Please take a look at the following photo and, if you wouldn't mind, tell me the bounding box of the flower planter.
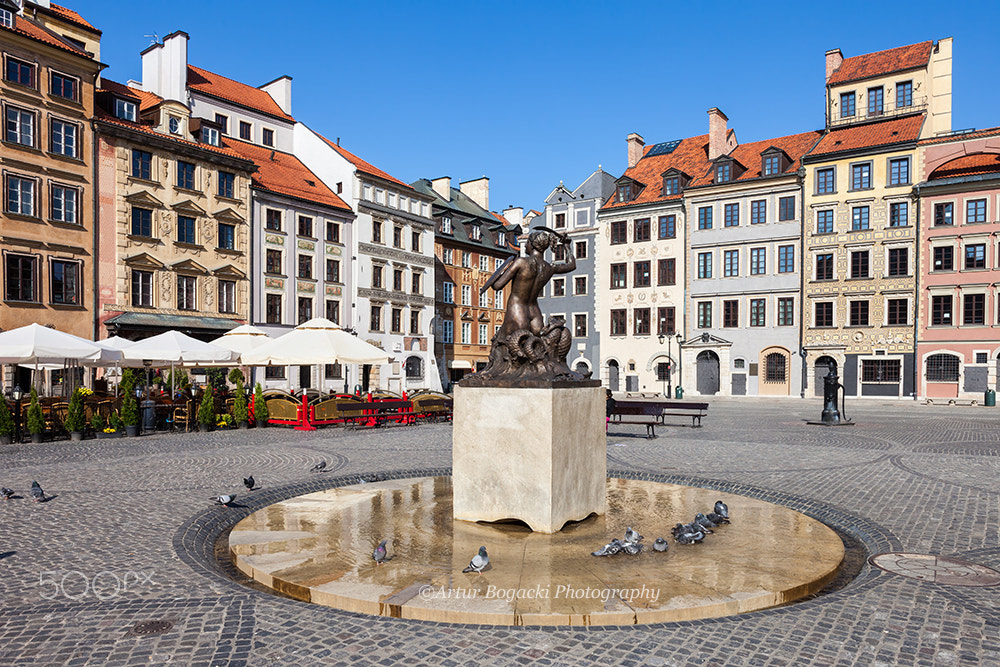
[238,421,249,430]
[70,431,84,442]
[30,433,42,444]
[125,425,139,438]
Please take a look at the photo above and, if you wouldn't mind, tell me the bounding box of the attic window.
[617,183,632,203]
[763,154,781,176]
[662,175,681,195]
[470,225,481,241]
[716,163,732,183]
[441,217,452,234]
[201,126,220,146]
[115,98,137,122]
[0,9,11,29]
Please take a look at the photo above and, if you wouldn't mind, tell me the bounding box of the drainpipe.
[912,185,921,400]
[91,118,100,342]
[798,167,807,397]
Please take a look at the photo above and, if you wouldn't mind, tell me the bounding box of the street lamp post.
[12,385,23,443]
[675,333,685,398]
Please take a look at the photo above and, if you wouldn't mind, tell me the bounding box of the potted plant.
[108,412,124,438]
[26,386,45,444]
[232,378,249,429]
[91,411,106,438]
[197,387,215,432]
[0,396,14,445]
[216,413,233,429]
[253,382,268,426]
[64,388,87,441]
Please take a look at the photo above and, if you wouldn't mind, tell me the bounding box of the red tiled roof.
[223,138,351,211]
[187,65,294,122]
[688,130,823,188]
[828,41,933,85]
[3,12,88,56]
[920,126,1000,146]
[929,153,1000,180]
[47,3,100,33]
[99,79,163,113]
[319,135,415,191]
[601,134,713,210]
[807,115,924,158]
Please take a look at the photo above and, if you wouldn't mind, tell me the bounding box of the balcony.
[829,96,927,128]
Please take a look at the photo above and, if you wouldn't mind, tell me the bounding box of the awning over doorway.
[105,312,240,340]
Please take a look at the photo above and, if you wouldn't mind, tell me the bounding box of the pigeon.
[243,476,255,491]
[652,537,669,552]
[706,511,730,525]
[592,539,624,557]
[675,527,706,545]
[1,487,13,500]
[462,546,489,573]
[30,481,45,502]
[373,539,390,564]
[310,460,327,473]
[210,494,236,506]
[623,526,644,544]
[714,500,729,520]
[671,522,688,537]
[695,513,717,530]
[621,540,643,555]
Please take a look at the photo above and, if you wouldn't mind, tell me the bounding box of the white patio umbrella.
[94,337,135,397]
[0,324,122,395]
[211,325,271,391]
[119,330,239,398]
[242,318,391,366]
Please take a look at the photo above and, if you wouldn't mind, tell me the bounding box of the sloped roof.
[223,138,351,211]
[319,135,414,191]
[187,65,294,122]
[688,130,822,187]
[410,178,518,254]
[2,10,88,56]
[601,134,713,210]
[828,41,933,85]
[47,3,100,33]
[807,115,924,159]
[929,153,1000,180]
[99,79,163,113]
[920,126,1000,146]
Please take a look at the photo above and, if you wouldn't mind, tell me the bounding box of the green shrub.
[164,368,190,394]
[90,411,105,431]
[228,368,245,385]
[232,379,249,423]
[198,387,215,425]
[120,369,139,426]
[109,411,123,432]
[253,382,268,424]
[0,397,14,437]
[64,388,87,432]
[207,367,228,393]
[26,387,45,435]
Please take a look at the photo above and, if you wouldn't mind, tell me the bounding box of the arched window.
[764,352,786,383]
[926,354,960,382]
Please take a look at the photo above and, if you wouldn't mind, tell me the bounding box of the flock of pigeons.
[592,500,730,556]
[0,481,47,502]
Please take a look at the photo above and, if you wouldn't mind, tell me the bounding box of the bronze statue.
[461,228,591,384]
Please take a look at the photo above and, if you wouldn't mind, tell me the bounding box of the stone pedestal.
[452,383,606,533]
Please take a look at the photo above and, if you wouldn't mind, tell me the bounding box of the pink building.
[916,128,1000,400]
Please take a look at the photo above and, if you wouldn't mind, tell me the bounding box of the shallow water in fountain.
[230,477,844,626]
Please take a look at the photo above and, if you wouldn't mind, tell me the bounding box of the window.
[610,309,627,335]
[816,253,834,280]
[294,297,311,324]
[132,150,152,179]
[851,163,871,190]
[610,221,627,244]
[495,291,504,312]
[933,246,953,271]
[370,303,382,331]
[850,300,869,326]
[749,299,766,327]
[262,128,274,147]
[763,154,781,176]
[611,263,626,289]
[391,308,403,334]
[470,225,482,241]
[852,206,870,231]
[750,247,766,275]
[724,203,739,227]
[698,207,713,230]
[412,230,421,252]
[443,282,454,303]
[5,57,34,87]
[131,269,152,307]
[265,293,282,324]
[658,258,675,285]
[218,171,235,198]
[751,200,766,225]
[115,98,136,121]
[716,163,731,183]
[723,300,739,327]
[889,157,910,186]
[551,277,565,297]
[840,91,856,118]
[890,202,908,227]
[658,215,676,239]
[815,302,833,327]
[296,216,313,238]
[177,275,196,310]
[779,196,796,221]
[634,261,651,287]
[131,207,152,236]
[574,314,587,338]
[0,7,10,27]
[479,288,489,307]
[964,293,985,325]
[297,255,312,279]
[239,121,252,141]
[410,310,421,334]
[201,126,220,146]
[867,86,883,116]
[778,245,794,273]
[887,298,908,326]
[496,258,504,270]
[477,322,488,344]
[934,202,954,226]
[552,245,566,262]
[412,272,422,294]
[663,176,680,195]
[326,362,343,379]
[461,251,471,268]
[816,168,835,194]
[5,253,37,301]
[50,259,80,305]
[926,354,960,382]
[266,209,282,231]
[168,116,181,134]
[634,218,651,242]
[888,248,908,276]
[634,308,650,335]
[697,302,712,328]
[617,183,632,203]
[461,284,471,305]
[396,268,408,292]
[442,320,453,343]
[816,209,834,234]
[50,185,77,223]
[657,306,675,335]
[218,280,236,314]
[177,215,196,245]
[5,106,34,146]
[265,249,282,274]
[574,276,587,295]
[965,244,986,269]
[765,353,786,383]
[441,217,452,234]
[460,322,471,344]
[372,265,383,289]
[571,240,586,259]
[50,119,77,156]
[724,250,739,277]
[327,222,341,243]
[553,212,566,229]
[851,251,870,278]
[967,199,987,224]
[214,114,228,134]
[931,295,952,325]
[778,297,794,326]
[442,248,453,265]
[697,252,712,279]
[177,161,196,190]
[374,221,385,244]
[896,81,913,109]
[326,259,340,283]
[264,366,285,380]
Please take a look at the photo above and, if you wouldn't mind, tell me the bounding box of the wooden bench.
[659,400,709,427]
[343,400,415,428]
[410,394,453,422]
[610,399,709,438]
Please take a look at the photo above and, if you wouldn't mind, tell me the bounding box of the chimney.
[825,48,843,83]
[460,177,489,210]
[141,31,189,104]
[431,177,451,201]
[627,133,645,168]
[502,206,523,227]
[708,107,729,160]
[260,75,292,116]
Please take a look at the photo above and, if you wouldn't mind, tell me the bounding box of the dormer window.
[441,217,452,234]
[201,126,220,146]
[470,224,481,241]
[617,183,632,203]
[115,98,137,122]
[0,8,12,28]
[716,163,731,183]
[763,154,781,176]
[663,176,680,195]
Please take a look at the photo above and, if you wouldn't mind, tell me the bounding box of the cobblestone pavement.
[2,398,1000,666]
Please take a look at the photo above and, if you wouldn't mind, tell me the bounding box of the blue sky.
[76,0,1000,215]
